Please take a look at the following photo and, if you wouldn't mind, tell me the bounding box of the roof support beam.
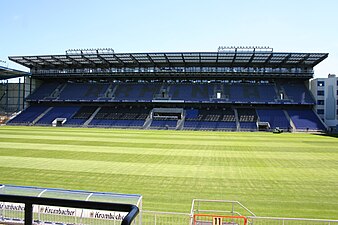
[146,54,156,67]
[298,53,311,65]
[230,50,237,67]
[278,53,292,67]
[22,57,40,68]
[246,53,255,67]
[181,53,186,67]
[163,54,170,67]
[129,54,140,66]
[96,54,111,67]
[66,55,81,66]
[264,53,274,65]
[81,55,97,67]
[312,54,329,66]
[51,56,69,67]
[37,57,56,68]
[112,55,125,67]
[197,53,203,67]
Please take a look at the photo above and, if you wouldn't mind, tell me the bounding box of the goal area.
[190,199,255,225]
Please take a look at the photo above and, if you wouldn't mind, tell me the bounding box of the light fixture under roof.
[66,48,115,55]
[218,46,273,53]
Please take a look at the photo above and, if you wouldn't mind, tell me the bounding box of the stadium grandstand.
[0,65,30,124]
[5,47,328,132]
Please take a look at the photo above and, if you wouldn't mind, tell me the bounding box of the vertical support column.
[24,203,33,225]
[22,77,26,110]
[17,78,21,111]
[5,80,9,114]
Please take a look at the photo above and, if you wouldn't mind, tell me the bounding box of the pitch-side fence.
[142,210,338,225]
[0,194,139,225]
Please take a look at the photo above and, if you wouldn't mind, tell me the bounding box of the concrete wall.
[310,74,338,129]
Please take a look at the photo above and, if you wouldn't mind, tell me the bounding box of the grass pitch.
[0,126,337,219]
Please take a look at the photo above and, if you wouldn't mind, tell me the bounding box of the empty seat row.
[7,105,325,131]
[26,82,315,104]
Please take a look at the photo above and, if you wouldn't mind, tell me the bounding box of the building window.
[317,109,324,114]
[317,100,324,105]
[317,81,325,86]
[317,90,324,96]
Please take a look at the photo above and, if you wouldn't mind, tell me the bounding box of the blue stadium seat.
[7,105,49,124]
[36,106,81,125]
[287,109,325,130]
[256,109,290,129]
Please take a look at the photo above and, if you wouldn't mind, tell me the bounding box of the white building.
[310,74,338,131]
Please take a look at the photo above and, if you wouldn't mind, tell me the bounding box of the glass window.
[317,109,324,114]
[317,100,324,105]
[317,90,324,96]
[317,81,325,86]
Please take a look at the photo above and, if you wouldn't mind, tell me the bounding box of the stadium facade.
[310,74,338,131]
[6,47,329,132]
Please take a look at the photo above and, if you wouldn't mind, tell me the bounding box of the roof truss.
[9,51,328,69]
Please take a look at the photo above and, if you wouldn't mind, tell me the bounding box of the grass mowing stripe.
[2,136,337,152]
[1,142,337,157]
[1,155,337,182]
[2,129,329,143]
[1,148,338,168]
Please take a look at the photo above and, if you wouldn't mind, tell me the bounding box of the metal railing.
[141,211,338,225]
[0,194,139,225]
[247,216,338,225]
[142,211,190,225]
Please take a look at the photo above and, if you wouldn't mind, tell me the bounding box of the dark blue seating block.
[216,121,237,129]
[7,106,49,124]
[65,118,86,125]
[89,119,144,127]
[240,122,257,130]
[183,121,200,128]
[256,109,290,129]
[36,106,80,125]
[288,109,325,130]
[90,119,115,126]
[150,120,177,128]
[221,83,277,103]
[283,83,315,104]
[197,121,218,129]
[114,83,161,101]
[169,84,212,101]
[26,83,60,100]
[185,109,199,119]
[59,83,109,101]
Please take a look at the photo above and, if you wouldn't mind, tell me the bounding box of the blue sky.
[0,0,337,77]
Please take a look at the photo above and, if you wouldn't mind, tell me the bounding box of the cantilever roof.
[9,51,328,69]
[0,66,30,80]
